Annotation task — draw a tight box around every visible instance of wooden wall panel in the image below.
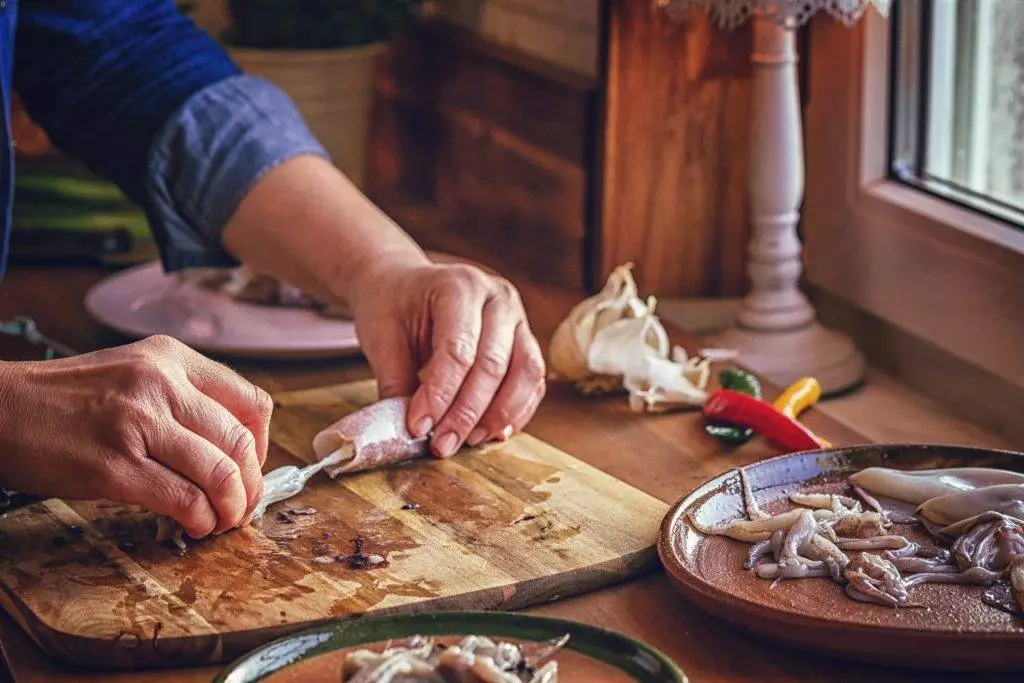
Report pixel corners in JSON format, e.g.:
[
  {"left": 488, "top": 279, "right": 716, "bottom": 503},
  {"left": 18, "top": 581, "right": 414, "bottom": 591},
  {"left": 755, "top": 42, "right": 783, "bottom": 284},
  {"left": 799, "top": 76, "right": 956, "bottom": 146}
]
[
  {"left": 366, "top": 21, "right": 597, "bottom": 290},
  {"left": 596, "top": 1, "right": 753, "bottom": 297}
]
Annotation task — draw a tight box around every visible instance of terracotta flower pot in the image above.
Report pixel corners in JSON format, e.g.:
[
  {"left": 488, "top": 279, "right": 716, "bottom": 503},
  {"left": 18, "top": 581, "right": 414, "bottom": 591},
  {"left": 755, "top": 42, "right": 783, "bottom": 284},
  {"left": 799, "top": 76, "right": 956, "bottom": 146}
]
[{"left": 228, "top": 42, "right": 385, "bottom": 189}]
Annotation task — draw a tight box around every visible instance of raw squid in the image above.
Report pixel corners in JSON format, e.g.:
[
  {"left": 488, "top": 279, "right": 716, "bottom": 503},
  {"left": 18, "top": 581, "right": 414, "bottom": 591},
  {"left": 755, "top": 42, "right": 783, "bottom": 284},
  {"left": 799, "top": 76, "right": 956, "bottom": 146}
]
[
  {"left": 155, "top": 398, "right": 430, "bottom": 548},
  {"left": 848, "top": 467, "right": 1024, "bottom": 506},
  {"left": 340, "top": 634, "right": 568, "bottom": 682},
  {"left": 915, "top": 484, "right": 1024, "bottom": 535},
  {"left": 694, "top": 465, "right": 1024, "bottom": 619},
  {"left": 312, "top": 397, "right": 431, "bottom": 477}
]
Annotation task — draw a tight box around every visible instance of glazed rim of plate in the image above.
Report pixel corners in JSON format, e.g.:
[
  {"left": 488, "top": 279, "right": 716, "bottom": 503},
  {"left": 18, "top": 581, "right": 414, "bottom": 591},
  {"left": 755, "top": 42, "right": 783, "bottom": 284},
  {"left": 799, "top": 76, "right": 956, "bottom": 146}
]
[
  {"left": 213, "top": 610, "right": 688, "bottom": 683},
  {"left": 658, "top": 443, "right": 1024, "bottom": 635}
]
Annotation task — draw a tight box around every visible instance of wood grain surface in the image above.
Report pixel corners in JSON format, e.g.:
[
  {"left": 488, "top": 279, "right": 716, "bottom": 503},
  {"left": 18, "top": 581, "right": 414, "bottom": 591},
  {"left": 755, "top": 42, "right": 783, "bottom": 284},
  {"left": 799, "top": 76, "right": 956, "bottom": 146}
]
[
  {"left": 366, "top": 19, "right": 596, "bottom": 291},
  {"left": 0, "top": 264, "right": 1011, "bottom": 683},
  {"left": 0, "top": 380, "right": 666, "bottom": 669},
  {"left": 596, "top": 2, "right": 754, "bottom": 298}
]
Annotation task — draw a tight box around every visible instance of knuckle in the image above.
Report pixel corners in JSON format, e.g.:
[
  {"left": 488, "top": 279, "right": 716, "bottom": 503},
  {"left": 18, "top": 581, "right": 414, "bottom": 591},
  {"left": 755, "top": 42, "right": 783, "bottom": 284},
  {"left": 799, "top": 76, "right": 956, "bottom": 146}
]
[
  {"left": 140, "top": 334, "right": 181, "bottom": 356},
  {"left": 249, "top": 476, "right": 265, "bottom": 509},
  {"left": 492, "top": 277, "right": 520, "bottom": 302},
  {"left": 446, "top": 402, "right": 482, "bottom": 431},
  {"left": 252, "top": 385, "right": 274, "bottom": 418},
  {"left": 208, "top": 455, "right": 243, "bottom": 499},
  {"left": 170, "top": 483, "right": 208, "bottom": 526},
  {"left": 421, "top": 382, "right": 458, "bottom": 411},
  {"left": 447, "top": 263, "right": 481, "bottom": 282},
  {"left": 442, "top": 335, "right": 477, "bottom": 368},
  {"left": 122, "top": 359, "right": 161, "bottom": 390},
  {"left": 477, "top": 348, "right": 510, "bottom": 380},
  {"left": 225, "top": 422, "right": 257, "bottom": 465},
  {"left": 522, "top": 354, "right": 547, "bottom": 384}
]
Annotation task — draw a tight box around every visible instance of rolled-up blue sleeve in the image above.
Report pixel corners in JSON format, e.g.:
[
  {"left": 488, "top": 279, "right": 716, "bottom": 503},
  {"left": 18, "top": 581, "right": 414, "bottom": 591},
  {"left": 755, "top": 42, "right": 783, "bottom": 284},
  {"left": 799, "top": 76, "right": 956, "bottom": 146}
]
[
  {"left": 14, "top": 0, "right": 329, "bottom": 272},
  {"left": 146, "top": 75, "right": 329, "bottom": 270}
]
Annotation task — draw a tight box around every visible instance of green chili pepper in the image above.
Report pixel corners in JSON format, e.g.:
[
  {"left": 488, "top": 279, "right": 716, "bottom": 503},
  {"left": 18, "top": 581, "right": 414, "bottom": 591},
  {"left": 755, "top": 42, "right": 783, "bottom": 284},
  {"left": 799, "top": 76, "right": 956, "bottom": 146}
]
[{"left": 704, "top": 369, "right": 762, "bottom": 446}]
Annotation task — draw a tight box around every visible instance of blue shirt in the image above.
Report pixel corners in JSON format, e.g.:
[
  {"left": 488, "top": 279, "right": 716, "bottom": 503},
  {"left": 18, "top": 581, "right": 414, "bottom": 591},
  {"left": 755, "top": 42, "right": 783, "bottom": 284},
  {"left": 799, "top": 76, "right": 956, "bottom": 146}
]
[{"left": 2, "top": 0, "right": 328, "bottom": 276}]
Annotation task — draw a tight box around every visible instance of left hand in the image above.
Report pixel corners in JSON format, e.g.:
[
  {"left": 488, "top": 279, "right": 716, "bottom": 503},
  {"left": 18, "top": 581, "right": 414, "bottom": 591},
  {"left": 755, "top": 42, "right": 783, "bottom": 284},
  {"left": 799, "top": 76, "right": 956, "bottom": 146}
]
[{"left": 349, "top": 260, "right": 546, "bottom": 458}]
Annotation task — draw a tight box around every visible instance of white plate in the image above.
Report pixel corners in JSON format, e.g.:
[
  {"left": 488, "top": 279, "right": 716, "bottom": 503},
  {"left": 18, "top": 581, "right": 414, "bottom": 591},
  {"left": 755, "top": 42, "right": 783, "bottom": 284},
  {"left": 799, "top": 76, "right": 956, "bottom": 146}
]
[{"left": 84, "top": 261, "right": 361, "bottom": 360}]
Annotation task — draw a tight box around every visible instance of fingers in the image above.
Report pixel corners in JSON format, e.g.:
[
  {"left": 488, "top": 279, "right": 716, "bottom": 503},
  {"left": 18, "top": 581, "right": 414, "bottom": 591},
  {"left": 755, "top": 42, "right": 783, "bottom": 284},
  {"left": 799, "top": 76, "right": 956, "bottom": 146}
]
[
  {"left": 470, "top": 324, "right": 547, "bottom": 445},
  {"left": 182, "top": 353, "right": 273, "bottom": 468},
  {"left": 407, "top": 286, "right": 486, "bottom": 439},
  {"left": 116, "top": 457, "right": 220, "bottom": 540},
  {"left": 428, "top": 297, "right": 518, "bottom": 457},
  {"left": 142, "top": 427, "right": 248, "bottom": 538},
  {"left": 172, "top": 389, "right": 265, "bottom": 527}
]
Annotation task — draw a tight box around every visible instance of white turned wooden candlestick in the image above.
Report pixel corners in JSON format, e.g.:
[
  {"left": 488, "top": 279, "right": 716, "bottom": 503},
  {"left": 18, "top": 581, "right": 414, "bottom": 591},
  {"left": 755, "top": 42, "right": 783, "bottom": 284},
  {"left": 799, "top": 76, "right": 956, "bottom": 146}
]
[{"left": 708, "top": 14, "right": 865, "bottom": 394}]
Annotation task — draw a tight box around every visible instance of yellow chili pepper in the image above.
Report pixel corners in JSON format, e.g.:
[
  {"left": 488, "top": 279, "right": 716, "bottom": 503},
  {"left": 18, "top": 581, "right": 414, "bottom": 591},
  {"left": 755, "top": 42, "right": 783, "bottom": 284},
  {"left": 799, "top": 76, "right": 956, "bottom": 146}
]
[
  {"left": 773, "top": 377, "right": 831, "bottom": 447},
  {"left": 773, "top": 377, "right": 821, "bottom": 418}
]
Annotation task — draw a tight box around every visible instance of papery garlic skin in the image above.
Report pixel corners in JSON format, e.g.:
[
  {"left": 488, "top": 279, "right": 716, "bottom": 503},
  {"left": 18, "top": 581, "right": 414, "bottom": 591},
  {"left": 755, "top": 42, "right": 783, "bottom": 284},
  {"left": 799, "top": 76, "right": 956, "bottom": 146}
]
[
  {"left": 548, "top": 263, "right": 648, "bottom": 381},
  {"left": 625, "top": 354, "right": 711, "bottom": 414},
  {"left": 586, "top": 302, "right": 670, "bottom": 380}
]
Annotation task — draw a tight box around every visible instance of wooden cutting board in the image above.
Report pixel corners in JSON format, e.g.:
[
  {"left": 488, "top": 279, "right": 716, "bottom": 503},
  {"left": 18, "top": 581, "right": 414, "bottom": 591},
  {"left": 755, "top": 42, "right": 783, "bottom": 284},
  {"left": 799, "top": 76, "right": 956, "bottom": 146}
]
[{"left": 0, "top": 380, "right": 668, "bottom": 669}]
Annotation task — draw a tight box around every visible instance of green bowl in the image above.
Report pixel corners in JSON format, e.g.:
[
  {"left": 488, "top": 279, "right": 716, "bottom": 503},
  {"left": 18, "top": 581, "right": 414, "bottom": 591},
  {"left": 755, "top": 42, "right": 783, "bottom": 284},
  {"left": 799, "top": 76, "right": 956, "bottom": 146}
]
[{"left": 214, "top": 611, "right": 687, "bottom": 682}]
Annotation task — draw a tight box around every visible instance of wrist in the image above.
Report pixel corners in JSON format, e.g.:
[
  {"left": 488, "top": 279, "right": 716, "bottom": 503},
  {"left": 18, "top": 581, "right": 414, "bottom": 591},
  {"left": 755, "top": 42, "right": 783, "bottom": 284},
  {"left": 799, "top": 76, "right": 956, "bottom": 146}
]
[{"left": 341, "top": 245, "right": 431, "bottom": 308}]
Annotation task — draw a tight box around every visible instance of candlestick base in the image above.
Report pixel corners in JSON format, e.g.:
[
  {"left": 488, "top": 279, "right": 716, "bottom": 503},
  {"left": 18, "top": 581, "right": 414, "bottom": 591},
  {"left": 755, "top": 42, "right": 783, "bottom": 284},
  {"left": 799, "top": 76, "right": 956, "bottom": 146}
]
[{"left": 659, "top": 298, "right": 866, "bottom": 396}]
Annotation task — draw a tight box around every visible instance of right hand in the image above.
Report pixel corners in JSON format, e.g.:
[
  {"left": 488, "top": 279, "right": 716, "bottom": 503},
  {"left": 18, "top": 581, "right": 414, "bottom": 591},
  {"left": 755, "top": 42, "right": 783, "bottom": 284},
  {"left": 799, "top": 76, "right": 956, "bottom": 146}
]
[{"left": 0, "top": 335, "right": 272, "bottom": 538}]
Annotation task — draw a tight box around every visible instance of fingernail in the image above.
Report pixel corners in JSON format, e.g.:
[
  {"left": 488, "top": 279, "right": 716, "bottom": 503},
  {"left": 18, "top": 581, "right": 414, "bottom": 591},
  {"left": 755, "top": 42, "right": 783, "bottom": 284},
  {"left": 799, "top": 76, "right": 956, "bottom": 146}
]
[
  {"left": 433, "top": 431, "right": 459, "bottom": 458},
  {"left": 498, "top": 425, "right": 513, "bottom": 442},
  {"left": 467, "top": 428, "right": 487, "bottom": 447},
  {"left": 413, "top": 416, "right": 434, "bottom": 438}
]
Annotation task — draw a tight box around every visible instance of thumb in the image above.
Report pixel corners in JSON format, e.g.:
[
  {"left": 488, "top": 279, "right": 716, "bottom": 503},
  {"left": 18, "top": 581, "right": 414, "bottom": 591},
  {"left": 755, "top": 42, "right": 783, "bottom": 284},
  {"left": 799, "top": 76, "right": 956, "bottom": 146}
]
[{"left": 362, "top": 318, "right": 418, "bottom": 401}]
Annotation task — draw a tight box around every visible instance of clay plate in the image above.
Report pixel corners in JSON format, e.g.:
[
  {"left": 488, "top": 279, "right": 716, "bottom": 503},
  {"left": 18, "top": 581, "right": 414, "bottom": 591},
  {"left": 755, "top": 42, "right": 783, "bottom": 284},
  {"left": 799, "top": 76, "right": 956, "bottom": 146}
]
[
  {"left": 83, "top": 251, "right": 492, "bottom": 360},
  {"left": 659, "top": 444, "right": 1024, "bottom": 671}
]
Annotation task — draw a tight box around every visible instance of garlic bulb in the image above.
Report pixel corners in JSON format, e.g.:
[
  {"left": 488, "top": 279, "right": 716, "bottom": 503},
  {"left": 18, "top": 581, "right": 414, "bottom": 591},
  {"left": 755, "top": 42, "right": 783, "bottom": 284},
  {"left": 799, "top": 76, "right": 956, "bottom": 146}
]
[
  {"left": 549, "top": 262, "right": 725, "bottom": 406},
  {"left": 548, "top": 263, "right": 650, "bottom": 383}
]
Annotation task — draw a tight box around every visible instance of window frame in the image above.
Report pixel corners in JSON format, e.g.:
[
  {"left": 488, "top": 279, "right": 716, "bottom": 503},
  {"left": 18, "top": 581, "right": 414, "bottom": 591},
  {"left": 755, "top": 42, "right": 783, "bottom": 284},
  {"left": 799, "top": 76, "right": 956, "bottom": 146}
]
[
  {"left": 890, "top": 0, "right": 1024, "bottom": 227},
  {"left": 803, "top": 8, "right": 1024, "bottom": 393}
]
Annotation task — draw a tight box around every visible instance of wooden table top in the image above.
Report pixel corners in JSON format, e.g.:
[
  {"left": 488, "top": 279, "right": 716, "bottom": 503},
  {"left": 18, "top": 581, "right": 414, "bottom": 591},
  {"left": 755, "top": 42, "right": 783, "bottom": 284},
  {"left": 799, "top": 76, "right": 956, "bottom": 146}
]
[{"left": 0, "top": 264, "right": 1004, "bottom": 683}]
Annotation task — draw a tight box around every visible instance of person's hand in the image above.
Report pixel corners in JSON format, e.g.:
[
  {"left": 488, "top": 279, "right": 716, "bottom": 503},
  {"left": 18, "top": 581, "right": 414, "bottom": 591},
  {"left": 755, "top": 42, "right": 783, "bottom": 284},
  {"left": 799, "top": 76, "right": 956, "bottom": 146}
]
[
  {"left": 350, "top": 260, "right": 546, "bottom": 458},
  {"left": 0, "top": 336, "right": 271, "bottom": 538}
]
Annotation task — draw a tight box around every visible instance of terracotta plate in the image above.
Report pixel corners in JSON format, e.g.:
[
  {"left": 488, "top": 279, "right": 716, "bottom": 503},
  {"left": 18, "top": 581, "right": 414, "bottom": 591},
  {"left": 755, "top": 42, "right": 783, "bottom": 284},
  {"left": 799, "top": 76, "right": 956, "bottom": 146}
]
[
  {"left": 213, "top": 611, "right": 687, "bottom": 683},
  {"left": 658, "top": 444, "right": 1024, "bottom": 671}
]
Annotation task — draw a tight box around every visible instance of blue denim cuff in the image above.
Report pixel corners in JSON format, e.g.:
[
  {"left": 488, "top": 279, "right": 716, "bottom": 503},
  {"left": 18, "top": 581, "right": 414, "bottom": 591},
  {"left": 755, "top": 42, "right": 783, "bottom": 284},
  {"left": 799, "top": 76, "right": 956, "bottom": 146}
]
[{"left": 145, "top": 74, "right": 329, "bottom": 272}]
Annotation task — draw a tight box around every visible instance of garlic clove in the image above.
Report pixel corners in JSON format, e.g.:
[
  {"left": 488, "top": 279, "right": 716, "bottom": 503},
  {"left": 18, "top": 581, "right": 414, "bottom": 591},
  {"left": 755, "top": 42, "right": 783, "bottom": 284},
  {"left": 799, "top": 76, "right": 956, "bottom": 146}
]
[
  {"left": 549, "top": 263, "right": 648, "bottom": 381},
  {"left": 586, "top": 310, "right": 669, "bottom": 380}
]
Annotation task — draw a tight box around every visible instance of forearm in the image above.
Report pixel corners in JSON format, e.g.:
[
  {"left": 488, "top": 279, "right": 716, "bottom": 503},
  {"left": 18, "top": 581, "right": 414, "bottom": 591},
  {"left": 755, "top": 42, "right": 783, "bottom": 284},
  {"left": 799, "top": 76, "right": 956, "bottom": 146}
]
[{"left": 219, "top": 156, "right": 430, "bottom": 306}]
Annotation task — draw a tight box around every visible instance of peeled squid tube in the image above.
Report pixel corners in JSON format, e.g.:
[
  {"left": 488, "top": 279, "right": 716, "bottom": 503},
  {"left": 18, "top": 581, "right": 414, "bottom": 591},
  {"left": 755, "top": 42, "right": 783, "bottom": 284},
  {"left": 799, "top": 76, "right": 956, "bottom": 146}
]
[
  {"left": 848, "top": 467, "right": 1024, "bottom": 506},
  {"left": 915, "top": 484, "right": 1024, "bottom": 533},
  {"left": 312, "top": 397, "right": 430, "bottom": 478}
]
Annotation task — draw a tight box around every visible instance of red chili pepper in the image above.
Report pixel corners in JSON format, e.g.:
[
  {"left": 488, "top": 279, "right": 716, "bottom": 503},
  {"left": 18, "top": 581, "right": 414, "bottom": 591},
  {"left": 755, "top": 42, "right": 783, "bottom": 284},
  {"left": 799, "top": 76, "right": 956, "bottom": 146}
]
[{"left": 702, "top": 389, "right": 827, "bottom": 453}]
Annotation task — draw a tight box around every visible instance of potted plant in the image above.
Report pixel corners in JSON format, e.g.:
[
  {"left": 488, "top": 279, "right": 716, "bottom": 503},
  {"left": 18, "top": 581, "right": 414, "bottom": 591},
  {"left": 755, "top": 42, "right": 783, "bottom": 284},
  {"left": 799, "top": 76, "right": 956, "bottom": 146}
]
[{"left": 222, "top": 0, "right": 422, "bottom": 189}]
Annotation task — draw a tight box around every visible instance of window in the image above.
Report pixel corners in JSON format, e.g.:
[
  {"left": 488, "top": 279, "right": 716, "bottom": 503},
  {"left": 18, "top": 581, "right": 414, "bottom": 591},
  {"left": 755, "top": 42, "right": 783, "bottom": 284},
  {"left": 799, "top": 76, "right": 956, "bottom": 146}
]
[
  {"left": 802, "top": 5, "right": 1024, "bottom": 437},
  {"left": 890, "top": 0, "right": 1024, "bottom": 228}
]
